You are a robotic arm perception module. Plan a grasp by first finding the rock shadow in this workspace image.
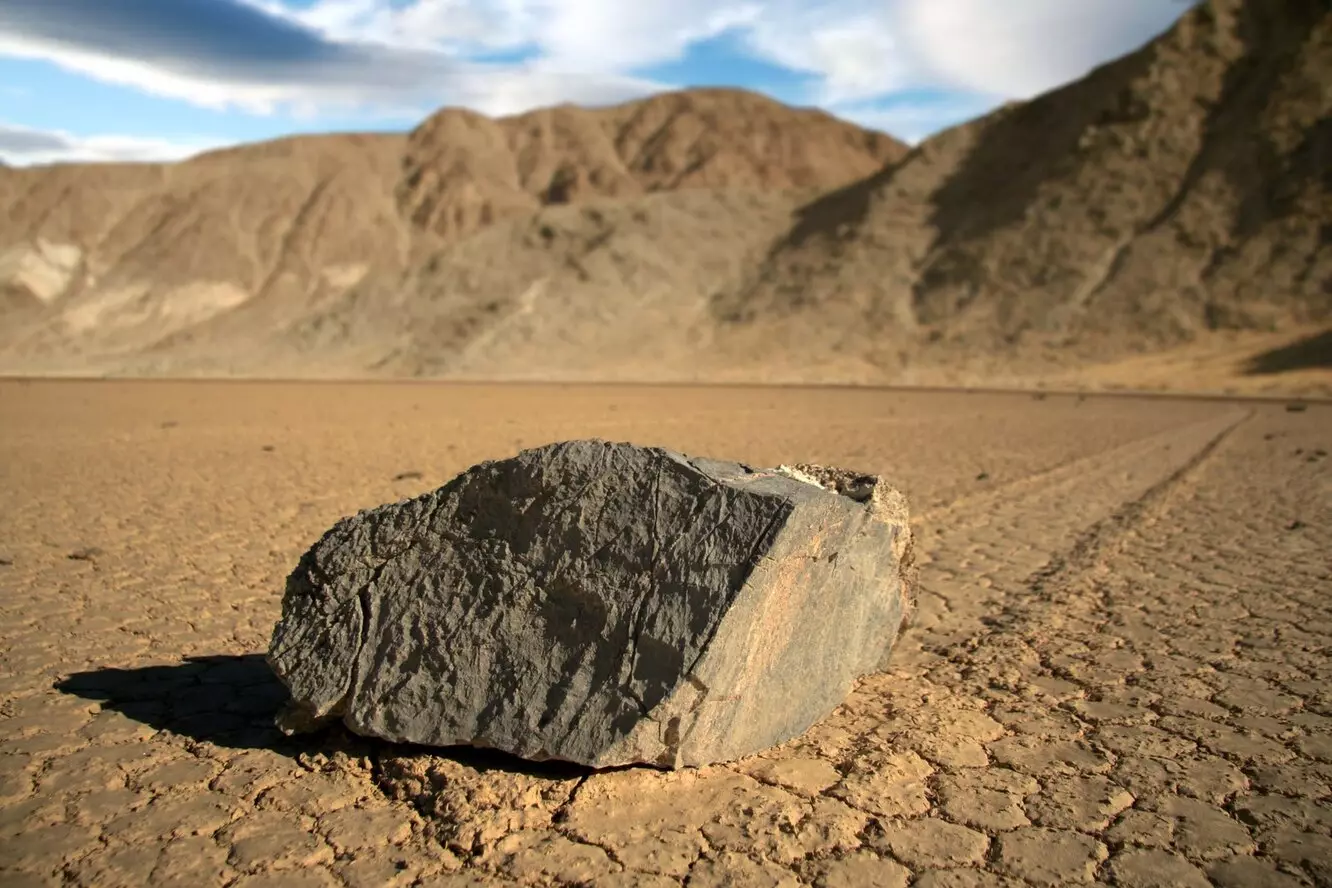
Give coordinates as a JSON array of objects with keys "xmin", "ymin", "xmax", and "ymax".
[
  {"xmin": 779, "ymin": 161, "xmax": 903, "ymax": 250},
  {"xmin": 56, "ymin": 654, "xmax": 312, "ymax": 754},
  {"xmin": 53, "ymin": 653, "xmax": 598, "ymax": 779},
  {"xmin": 1242, "ymin": 328, "xmax": 1332, "ymax": 375},
  {"xmin": 379, "ymin": 742, "xmax": 598, "ymax": 782}
]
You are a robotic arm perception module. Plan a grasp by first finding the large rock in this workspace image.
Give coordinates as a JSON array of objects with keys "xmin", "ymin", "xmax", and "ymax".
[{"xmin": 267, "ymin": 439, "xmax": 915, "ymax": 768}]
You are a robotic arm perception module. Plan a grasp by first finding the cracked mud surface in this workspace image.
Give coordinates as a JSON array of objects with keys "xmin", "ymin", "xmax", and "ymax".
[{"xmin": 1, "ymin": 381, "xmax": 1329, "ymax": 887}]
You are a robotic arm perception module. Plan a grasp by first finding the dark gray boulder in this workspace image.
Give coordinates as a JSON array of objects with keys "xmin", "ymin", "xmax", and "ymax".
[{"xmin": 267, "ymin": 439, "xmax": 915, "ymax": 768}]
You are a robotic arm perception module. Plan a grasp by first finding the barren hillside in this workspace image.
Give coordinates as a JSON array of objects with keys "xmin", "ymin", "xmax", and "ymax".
[
  {"xmin": 398, "ymin": 88, "xmax": 905, "ymax": 239},
  {"xmin": 0, "ymin": 88, "xmax": 902, "ymax": 376},
  {"xmin": 717, "ymin": 0, "xmax": 1331, "ymax": 384},
  {"xmin": 0, "ymin": 0, "xmax": 1327, "ymax": 394}
]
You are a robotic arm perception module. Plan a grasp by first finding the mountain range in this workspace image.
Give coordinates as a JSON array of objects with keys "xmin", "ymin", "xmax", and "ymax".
[{"xmin": 1, "ymin": 0, "xmax": 1328, "ymax": 395}]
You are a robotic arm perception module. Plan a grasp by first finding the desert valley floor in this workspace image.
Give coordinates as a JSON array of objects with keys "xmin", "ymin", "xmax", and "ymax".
[{"xmin": 0, "ymin": 380, "xmax": 1329, "ymax": 887}]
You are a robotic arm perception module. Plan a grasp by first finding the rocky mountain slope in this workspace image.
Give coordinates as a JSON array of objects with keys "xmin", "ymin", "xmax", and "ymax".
[
  {"xmin": 720, "ymin": 0, "xmax": 1331, "ymax": 383},
  {"xmin": 0, "ymin": 0, "xmax": 1327, "ymax": 394},
  {"xmin": 0, "ymin": 90, "xmax": 900, "ymax": 377}
]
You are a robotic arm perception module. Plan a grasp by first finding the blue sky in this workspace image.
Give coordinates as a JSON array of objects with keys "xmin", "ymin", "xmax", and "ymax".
[{"xmin": 0, "ymin": 0, "xmax": 1194, "ymax": 165}]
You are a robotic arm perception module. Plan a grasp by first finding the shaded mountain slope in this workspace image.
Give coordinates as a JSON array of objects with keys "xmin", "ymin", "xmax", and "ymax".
[{"xmin": 720, "ymin": 0, "xmax": 1330, "ymax": 376}]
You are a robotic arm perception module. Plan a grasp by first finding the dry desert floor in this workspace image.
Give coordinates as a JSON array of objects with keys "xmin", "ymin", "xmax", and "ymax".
[{"xmin": 1, "ymin": 380, "xmax": 1330, "ymax": 888}]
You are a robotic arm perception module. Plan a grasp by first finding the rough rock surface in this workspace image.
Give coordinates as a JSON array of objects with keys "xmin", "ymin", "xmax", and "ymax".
[{"xmin": 265, "ymin": 439, "xmax": 915, "ymax": 768}]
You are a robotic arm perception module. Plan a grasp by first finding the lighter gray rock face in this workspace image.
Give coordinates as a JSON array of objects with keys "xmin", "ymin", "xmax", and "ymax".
[{"xmin": 267, "ymin": 439, "xmax": 915, "ymax": 768}]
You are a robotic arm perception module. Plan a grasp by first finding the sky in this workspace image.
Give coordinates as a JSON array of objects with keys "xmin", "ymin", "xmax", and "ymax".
[{"xmin": 0, "ymin": 0, "xmax": 1196, "ymax": 166}]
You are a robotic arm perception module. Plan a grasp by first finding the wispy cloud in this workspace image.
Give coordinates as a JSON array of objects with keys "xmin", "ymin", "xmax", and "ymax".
[
  {"xmin": 898, "ymin": 0, "xmax": 1193, "ymax": 99},
  {"xmin": 832, "ymin": 91, "xmax": 1002, "ymax": 144},
  {"xmin": 0, "ymin": 0, "xmax": 662, "ymax": 117},
  {"xmin": 0, "ymin": 121, "xmax": 225, "ymax": 165},
  {"xmin": 0, "ymin": 0, "xmax": 1191, "ymax": 113},
  {"xmin": 0, "ymin": 0, "xmax": 1193, "ymax": 155}
]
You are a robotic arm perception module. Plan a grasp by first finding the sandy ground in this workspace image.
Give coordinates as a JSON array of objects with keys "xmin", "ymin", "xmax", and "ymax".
[
  {"xmin": 0, "ymin": 380, "xmax": 1329, "ymax": 887},
  {"xmin": 1045, "ymin": 329, "xmax": 1332, "ymax": 401}
]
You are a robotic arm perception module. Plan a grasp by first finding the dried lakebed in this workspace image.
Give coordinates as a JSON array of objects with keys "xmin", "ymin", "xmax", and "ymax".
[{"xmin": 0, "ymin": 381, "xmax": 1329, "ymax": 887}]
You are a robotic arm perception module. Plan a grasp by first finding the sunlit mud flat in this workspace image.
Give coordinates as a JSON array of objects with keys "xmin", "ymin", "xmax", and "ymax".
[{"xmin": 1, "ymin": 380, "xmax": 1328, "ymax": 887}]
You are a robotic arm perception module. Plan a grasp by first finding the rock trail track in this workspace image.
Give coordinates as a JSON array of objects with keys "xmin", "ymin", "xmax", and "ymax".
[{"xmin": 0, "ymin": 382, "xmax": 1328, "ymax": 887}]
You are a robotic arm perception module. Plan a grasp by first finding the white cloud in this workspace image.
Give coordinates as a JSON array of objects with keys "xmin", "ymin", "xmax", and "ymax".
[
  {"xmin": 241, "ymin": 0, "xmax": 542, "ymax": 53},
  {"xmin": 833, "ymin": 93, "xmax": 1001, "ymax": 144},
  {"xmin": 898, "ymin": 0, "xmax": 1191, "ymax": 99},
  {"xmin": 0, "ymin": 0, "xmax": 1194, "ymax": 139},
  {"xmin": 0, "ymin": 122, "xmax": 227, "ymax": 165},
  {"xmin": 452, "ymin": 67, "xmax": 662, "ymax": 117},
  {"xmin": 254, "ymin": 0, "xmax": 1189, "ymax": 108},
  {"xmin": 525, "ymin": 0, "xmax": 761, "ymax": 74},
  {"xmin": 735, "ymin": 3, "xmax": 913, "ymax": 105},
  {"xmin": 0, "ymin": 37, "xmax": 304, "ymax": 115},
  {"xmin": 260, "ymin": 0, "xmax": 766, "ymax": 77},
  {"xmin": 264, "ymin": 0, "xmax": 910, "ymax": 104},
  {"xmin": 0, "ymin": 0, "xmax": 658, "ymax": 120}
]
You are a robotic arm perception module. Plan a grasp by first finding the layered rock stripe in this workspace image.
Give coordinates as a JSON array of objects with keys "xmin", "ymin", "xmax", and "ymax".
[{"xmin": 1, "ymin": 381, "xmax": 1329, "ymax": 886}]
